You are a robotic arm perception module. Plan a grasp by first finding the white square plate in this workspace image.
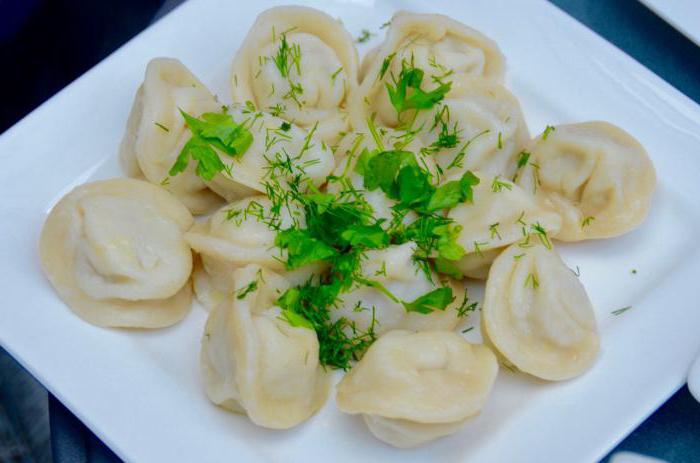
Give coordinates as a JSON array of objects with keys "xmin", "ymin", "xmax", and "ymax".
[
  {"xmin": 639, "ymin": 0, "xmax": 700, "ymax": 46},
  {"xmin": 2, "ymin": 0, "xmax": 700, "ymax": 462}
]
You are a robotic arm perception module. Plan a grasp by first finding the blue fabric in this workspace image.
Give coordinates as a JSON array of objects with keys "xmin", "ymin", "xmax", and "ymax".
[{"xmin": 46, "ymin": 1, "xmax": 700, "ymax": 462}]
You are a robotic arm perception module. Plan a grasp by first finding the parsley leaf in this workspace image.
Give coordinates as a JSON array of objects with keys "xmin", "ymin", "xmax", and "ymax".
[
  {"xmin": 169, "ymin": 109, "xmax": 254, "ymax": 181},
  {"xmin": 279, "ymin": 309, "xmax": 314, "ymax": 330},
  {"xmin": 426, "ymin": 171, "xmax": 479, "ymax": 211},
  {"xmin": 179, "ymin": 110, "xmax": 253, "ymax": 157},
  {"xmin": 275, "ymin": 229, "xmax": 338, "ymax": 269},
  {"xmin": 169, "ymin": 135, "xmax": 225, "ymax": 181},
  {"xmin": 402, "ymin": 287, "xmax": 454, "ymax": 314},
  {"xmin": 385, "ymin": 61, "xmax": 451, "ymax": 117},
  {"xmin": 341, "ymin": 223, "xmax": 390, "ymax": 249}
]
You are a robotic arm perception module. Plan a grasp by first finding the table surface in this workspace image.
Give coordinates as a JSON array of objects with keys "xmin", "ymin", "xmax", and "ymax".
[{"xmin": 8, "ymin": 0, "xmax": 700, "ymax": 462}]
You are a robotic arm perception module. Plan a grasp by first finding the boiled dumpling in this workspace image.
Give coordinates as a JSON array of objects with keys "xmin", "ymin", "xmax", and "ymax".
[
  {"xmin": 351, "ymin": 11, "xmax": 505, "ymax": 129},
  {"xmin": 413, "ymin": 79, "xmax": 530, "ymax": 179},
  {"xmin": 231, "ymin": 6, "xmax": 358, "ymax": 144},
  {"xmin": 202, "ymin": 106, "xmax": 335, "ymax": 203},
  {"xmin": 516, "ymin": 121, "xmax": 656, "ymax": 241},
  {"xmin": 201, "ymin": 264, "xmax": 330, "ymax": 429},
  {"xmin": 336, "ymin": 330, "xmax": 498, "ymax": 447},
  {"xmin": 331, "ymin": 242, "xmax": 463, "ymax": 335},
  {"xmin": 119, "ymin": 57, "xmax": 224, "ymax": 214},
  {"xmin": 185, "ymin": 196, "xmax": 323, "ymax": 311},
  {"xmin": 39, "ymin": 178, "xmax": 194, "ymax": 328},
  {"xmin": 482, "ymin": 242, "xmax": 599, "ymax": 380},
  {"xmin": 447, "ymin": 172, "xmax": 561, "ymax": 279}
]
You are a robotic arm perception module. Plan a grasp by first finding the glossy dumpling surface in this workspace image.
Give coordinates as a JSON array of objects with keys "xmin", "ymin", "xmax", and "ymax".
[
  {"xmin": 448, "ymin": 172, "xmax": 561, "ymax": 279},
  {"xmin": 482, "ymin": 243, "xmax": 599, "ymax": 380},
  {"xmin": 202, "ymin": 106, "xmax": 335, "ymax": 203},
  {"xmin": 231, "ymin": 6, "xmax": 358, "ymax": 143},
  {"xmin": 331, "ymin": 242, "xmax": 463, "ymax": 335},
  {"xmin": 201, "ymin": 265, "xmax": 330, "ymax": 429},
  {"xmin": 351, "ymin": 11, "xmax": 505, "ymax": 129},
  {"xmin": 39, "ymin": 178, "xmax": 194, "ymax": 328},
  {"xmin": 516, "ymin": 121, "xmax": 656, "ymax": 241},
  {"xmin": 119, "ymin": 57, "xmax": 223, "ymax": 214},
  {"xmin": 185, "ymin": 196, "xmax": 322, "ymax": 310},
  {"xmin": 414, "ymin": 80, "xmax": 530, "ymax": 179},
  {"xmin": 336, "ymin": 330, "xmax": 498, "ymax": 447}
]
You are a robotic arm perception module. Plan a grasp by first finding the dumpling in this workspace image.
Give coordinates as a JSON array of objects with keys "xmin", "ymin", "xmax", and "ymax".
[
  {"xmin": 119, "ymin": 57, "xmax": 224, "ymax": 214},
  {"xmin": 482, "ymin": 242, "xmax": 599, "ymax": 380},
  {"xmin": 201, "ymin": 264, "xmax": 330, "ymax": 429},
  {"xmin": 447, "ymin": 172, "xmax": 561, "ymax": 279},
  {"xmin": 231, "ymin": 6, "xmax": 358, "ymax": 144},
  {"xmin": 185, "ymin": 196, "xmax": 323, "ymax": 311},
  {"xmin": 336, "ymin": 330, "xmax": 498, "ymax": 448},
  {"xmin": 39, "ymin": 178, "xmax": 194, "ymax": 328},
  {"xmin": 413, "ymin": 79, "xmax": 530, "ymax": 179},
  {"xmin": 331, "ymin": 242, "xmax": 463, "ymax": 335},
  {"xmin": 516, "ymin": 121, "xmax": 656, "ymax": 241},
  {"xmin": 351, "ymin": 11, "xmax": 505, "ymax": 129},
  {"xmin": 202, "ymin": 106, "xmax": 335, "ymax": 203}
]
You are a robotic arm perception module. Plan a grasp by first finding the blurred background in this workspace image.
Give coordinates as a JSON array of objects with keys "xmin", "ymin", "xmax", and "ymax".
[{"xmin": 1, "ymin": 0, "xmax": 699, "ymax": 462}]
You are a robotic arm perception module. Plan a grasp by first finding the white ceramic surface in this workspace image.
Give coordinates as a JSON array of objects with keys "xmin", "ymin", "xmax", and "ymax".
[
  {"xmin": 689, "ymin": 353, "xmax": 700, "ymax": 402},
  {"xmin": 1, "ymin": 0, "xmax": 700, "ymax": 462},
  {"xmin": 640, "ymin": 0, "xmax": 700, "ymax": 46}
]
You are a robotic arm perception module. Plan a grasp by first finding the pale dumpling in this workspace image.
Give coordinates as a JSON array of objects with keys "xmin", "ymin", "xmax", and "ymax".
[
  {"xmin": 516, "ymin": 121, "xmax": 656, "ymax": 241},
  {"xmin": 119, "ymin": 57, "xmax": 224, "ymax": 214},
  {"xmin": 201, "ymin": 265, "xmax": 330, "ymax": 429},
  {"xmin": 482, "ymin": 243, "xmax": 599, "ymax": 380},
  {"xmin": 202, "ymin": 106, "xmax": 335, "ymax": 203},
  {"xmin": 447, "ymin": 172, "xmax": 561, "ymax": 279},
  {"xmin": 331, "ymin": 242, "xmax": 463, "ymax": 335},
  {"xmin": 39, "ymin": 178, "xmax": 194, "ymax": 328},
  {"xmin": 185, "ymin": 196, "xmax": 322, "ymax": 311},
  {"xmin": 231, "ymin": 5, "xmax": 358, "ymax": 144},
  {"xmin": 413, "ymin": 79, "xmax": 530, "ymax": 179},
  {"xmin": 351, "ymin": 11, "xmax": 505, "ymax": 129},
  {"xmin": 336, "ymin": 330, "xmax": 498, "ymax": 448}
]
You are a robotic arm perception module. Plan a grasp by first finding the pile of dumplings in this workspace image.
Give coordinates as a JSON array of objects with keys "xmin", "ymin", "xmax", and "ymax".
[{"xmin": 39, "ymin": 6, "xmax": 656, "ymax": 449}]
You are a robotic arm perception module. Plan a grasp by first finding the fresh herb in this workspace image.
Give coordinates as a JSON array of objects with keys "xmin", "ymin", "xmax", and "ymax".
[
  {"xmin": 542, "ymin": 125, "xmax": 556, "ymax": 140},
  {"xmin": 169, "ymin": 109, "xmax": 254, "ymax": 180},
  {"xmin": 489, "ymin": 222, "xmax": 501, "ymax": 240},
  {"xmin": 154, "ymin": 122, "xmax": 169, "ymax": 132},
  {"xmin": 426, "ymin": 171, "xmax": 480, "ymax": 211},
  {"xmin": 272, "ymin": 32, "xmax": 302, "ymax": 78},
  {"xmin": 473, "ymin": 240, "xmax": 488, "ymax": 258},
  {"xmin": 530, "ymin": 222, "xmax": 552, "ymax": 249},
  {"xmin": 379, "ymin": 52, "xmax": 396, "ymax": 80},
  {"xmin": 582, "ymin": 216, "xmax": 595, "ymax": 228},
  {"xmin": 402, "ymin": 287, "xmax": 454, "ymax": 314},
  {"xmin": 385, "ymin": 59, "xmax": 451, "ymax": 118},
  {"xmin": 497, "ymin": 131, "xmax": 503, "ymax": 149},
  {"xmin": 456, "ymin": 292, "xmax": 479, "ymax": 317},
  {"xmin": 236, "ymin": 269, "xmax": 264, "ymax": 300},
  {"xmin": 611, "ymin": 306, "xmax": 632, "ymax": 316},
  {"xmin": 516, "ymin": 150, "xmax": 531, "ymax": 169},
  {"xmin": 491, "ymin": 175, "xmax": 513, "ymax": 193},
  {"xmin": 525, "ymin": 272, "xmax": 540, "ymax": 289},
  {"xmin": 446, "ymin": 129, "xmax": 490, "ymax": 170},
  {"xmin": 331, "ymin": 66, "xmax": 343, "ymax": 85},
  {"xmin": 280, "ymin": 121, "xmax": 292, "ymax": 132},
  {"xmin": 356, "ymin": 29, "xmax": 373, "ymax": 43}
]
